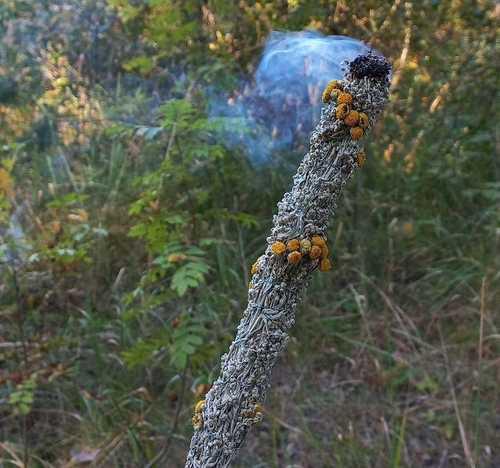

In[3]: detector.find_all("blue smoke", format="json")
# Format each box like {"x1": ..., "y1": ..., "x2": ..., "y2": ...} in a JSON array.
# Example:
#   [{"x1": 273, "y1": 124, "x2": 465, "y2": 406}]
[{"x1": 209, "y1": 31, "x2": 369, "y2": 164}]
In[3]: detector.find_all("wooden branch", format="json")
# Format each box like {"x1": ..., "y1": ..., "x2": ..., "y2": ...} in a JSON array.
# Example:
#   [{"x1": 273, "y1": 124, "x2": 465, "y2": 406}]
[{"x1": 185, "y1": 53, "x2": 391, "y2": 468}]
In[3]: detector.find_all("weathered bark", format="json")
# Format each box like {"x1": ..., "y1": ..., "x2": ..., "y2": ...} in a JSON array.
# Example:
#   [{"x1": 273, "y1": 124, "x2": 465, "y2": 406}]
[{"x1": 185, "y1": 53, "x2": 391, "y2": 468}]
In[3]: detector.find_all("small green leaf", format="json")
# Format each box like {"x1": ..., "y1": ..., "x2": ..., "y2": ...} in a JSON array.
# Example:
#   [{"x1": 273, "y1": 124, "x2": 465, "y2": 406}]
[
  {"x1": 123, "y1": 56, "x2": 155, "y2": 74},
  {"x1": 18, "y1": 403, "x2": 31, "y2": 415}
]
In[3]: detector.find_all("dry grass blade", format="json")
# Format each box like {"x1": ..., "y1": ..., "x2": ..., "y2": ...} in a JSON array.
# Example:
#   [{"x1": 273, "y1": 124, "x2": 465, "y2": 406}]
[
  {"x1": 438, "y1": 327, "x2": 476, "y2": 468},
  {"x1": 0, "y1": 442, "x2": 25, "y2": 467},
  {"x1": 478, "y1": 277, "x2": 486, "y2": 362}
]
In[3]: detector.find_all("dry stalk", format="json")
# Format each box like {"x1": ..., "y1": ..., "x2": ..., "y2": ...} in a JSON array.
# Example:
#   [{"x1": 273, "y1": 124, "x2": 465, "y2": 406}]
[{"x1": 185, "y1": 53, "x2": 391, "y2": 468}]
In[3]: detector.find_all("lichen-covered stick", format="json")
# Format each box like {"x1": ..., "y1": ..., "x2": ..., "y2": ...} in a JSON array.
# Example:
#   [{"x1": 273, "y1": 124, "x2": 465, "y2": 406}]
[{"x1": 185, "y1": 53, "x2": 391, "y2": 468}]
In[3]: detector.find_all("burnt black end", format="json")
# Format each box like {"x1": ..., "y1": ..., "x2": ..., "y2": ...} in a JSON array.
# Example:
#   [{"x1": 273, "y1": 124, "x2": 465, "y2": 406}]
[{"x1": 348, "y1": 53, "x2": 391, "y2": 82}]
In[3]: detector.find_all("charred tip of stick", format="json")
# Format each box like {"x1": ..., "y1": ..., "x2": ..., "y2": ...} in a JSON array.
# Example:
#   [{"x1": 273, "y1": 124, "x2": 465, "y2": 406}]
[{"x1": 347, "y1": 52, "x2": 392, "y2": 82}]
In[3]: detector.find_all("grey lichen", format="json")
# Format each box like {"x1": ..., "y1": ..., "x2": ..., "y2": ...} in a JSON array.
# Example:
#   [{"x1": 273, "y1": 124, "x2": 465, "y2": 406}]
[{"x1": 185, "y1": 53, "x2": 390, "y2": 468}]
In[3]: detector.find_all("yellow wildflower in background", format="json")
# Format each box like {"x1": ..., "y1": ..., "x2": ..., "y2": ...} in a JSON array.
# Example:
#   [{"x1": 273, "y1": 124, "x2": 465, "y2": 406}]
[
  {"x1": 37, "y1": 50, "x2": 106, "y2": 148},
  {"x1": 0, "y1": 105, "x2": 33, "y2": 138},
  {"x1": 0, "y1": 168, "x2": 14, "y2": 197}
]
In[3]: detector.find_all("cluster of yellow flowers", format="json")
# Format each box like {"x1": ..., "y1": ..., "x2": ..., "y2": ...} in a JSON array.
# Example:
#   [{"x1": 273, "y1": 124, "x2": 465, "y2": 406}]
[
  {"x1": 192, "y1": 399, "x2": 263, "y2": 430},
  {"x1": 192, "y1": 399, "x2": 206, "y2": 430},
  {"x1": 265, "y1": 234, "x2": 332, "y2": 272},
  {"x1": 322, "y1": 80, "x2": 370, "y2": 142},
  {"x1": 38, "y1": 53, "x2": 104, "y2": 147},
  {"x1": 0, "y1": 167, "x2": 14, "y2": 198},
  {"x1": 0, "y1": 105, "x2": 33, "y2": 138}
]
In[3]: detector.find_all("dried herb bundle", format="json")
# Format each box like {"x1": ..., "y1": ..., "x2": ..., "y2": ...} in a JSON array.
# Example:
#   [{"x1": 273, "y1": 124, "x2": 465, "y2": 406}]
[{"x1": 185, "y1": 52, "x2": 391, "y2": 468}]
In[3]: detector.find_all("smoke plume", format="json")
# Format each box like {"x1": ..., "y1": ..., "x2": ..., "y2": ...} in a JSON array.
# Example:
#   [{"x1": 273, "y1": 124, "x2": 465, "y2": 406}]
[{"x1": 210, "y1": 31, "x2": 370, "y2": 163}]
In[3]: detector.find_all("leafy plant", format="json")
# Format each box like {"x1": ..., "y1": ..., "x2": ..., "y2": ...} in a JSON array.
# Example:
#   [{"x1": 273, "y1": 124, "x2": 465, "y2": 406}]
[
  {"x1": 170, "y1": 317, "x2": 205, "y2": 370},
  {"x1": 8, "y1": 377, "x2": 36, "y2": 416}
]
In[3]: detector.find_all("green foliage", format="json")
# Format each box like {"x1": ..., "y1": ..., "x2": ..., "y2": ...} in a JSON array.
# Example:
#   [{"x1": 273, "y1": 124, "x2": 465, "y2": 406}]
[
  {"x1": 155, "y1": 243, "x2": 210, "y2": 296},
  {"x1": 8, "y1": 377, "x2": 36, "y2": 416},
  {"x1": 122, "y1": 315, "x2": 205, "y2": 371},
  {"x1": 122, "y1": 337, "x2": 163, "y2": 369},
  {"x1": 169, "y1": 317, "x2": 205, "y2": 370},
  {"x1": 170, "y1": 260, "x2": 209, "y2": 296},
  {"x1": 122, "y1": 55, "x2": 155, "y2": 75}
]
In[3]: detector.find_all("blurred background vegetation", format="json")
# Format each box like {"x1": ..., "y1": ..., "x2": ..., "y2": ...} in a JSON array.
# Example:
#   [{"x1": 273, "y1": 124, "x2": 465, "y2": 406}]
[{"x1": 0, "y1": 0, "x2": 498, "y2": 467}]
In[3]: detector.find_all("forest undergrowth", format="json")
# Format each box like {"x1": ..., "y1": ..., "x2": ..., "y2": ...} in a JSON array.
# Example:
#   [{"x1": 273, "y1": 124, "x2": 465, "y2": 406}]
[{"x1": 0, "y1": 1, "x2": 498, "y2": 467}]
